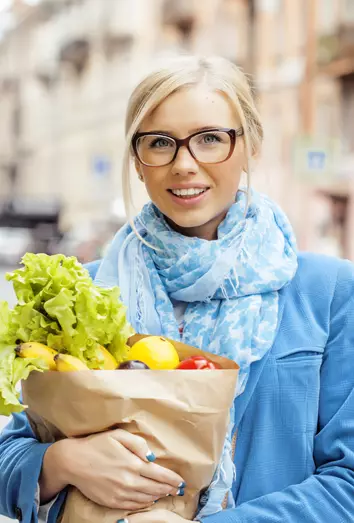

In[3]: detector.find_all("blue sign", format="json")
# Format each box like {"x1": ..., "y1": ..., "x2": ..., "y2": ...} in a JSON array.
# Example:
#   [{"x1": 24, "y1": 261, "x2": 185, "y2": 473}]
[
  {"x1": 307, "y1": 150, "x2": 326, "y2": 171},
  {"x1": 92, "y1": 155, "x2": 111, "y2": 178}
]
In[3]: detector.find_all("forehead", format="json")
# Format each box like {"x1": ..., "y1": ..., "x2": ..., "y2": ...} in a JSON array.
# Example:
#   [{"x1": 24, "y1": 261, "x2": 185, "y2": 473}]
[{"x1": 140, "y1": 85, "x2": 240, "y2": 134}]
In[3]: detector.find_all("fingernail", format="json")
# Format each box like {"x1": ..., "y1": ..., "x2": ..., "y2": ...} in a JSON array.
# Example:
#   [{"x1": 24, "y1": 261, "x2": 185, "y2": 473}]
[
  {"x1": 146, "y1": 451, "x2": 156, "y2": 462},
  {"x1": 177, "y1": 488, "x2": 185, "y2": 496},
  {"x1": 117, "y1": 519, "x2": 128, "y2": 523},
  {"x1": 178, "y1": 481, "x2": 186, "y2": 488}
]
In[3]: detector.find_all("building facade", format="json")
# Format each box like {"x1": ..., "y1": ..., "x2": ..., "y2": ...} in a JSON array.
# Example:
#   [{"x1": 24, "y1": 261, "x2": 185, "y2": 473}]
[
  {"x1": 252, "y1": 0, "x2": 354, "y2": 258},
  {"x1": 0, "y1": 0, "x2": 250, "y2": 233},
  {"x1": 0, "y1": 0, "x2": 353, "y2": 258}
]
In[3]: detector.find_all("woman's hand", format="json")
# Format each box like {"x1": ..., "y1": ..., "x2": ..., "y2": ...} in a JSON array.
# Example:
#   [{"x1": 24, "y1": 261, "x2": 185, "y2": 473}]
[
  {"x1": 41, "y1": 429, "x2": 185, "y2": 511},
  {"x1": 120, "y1": 509, "x2": 193, "y2": 523}
]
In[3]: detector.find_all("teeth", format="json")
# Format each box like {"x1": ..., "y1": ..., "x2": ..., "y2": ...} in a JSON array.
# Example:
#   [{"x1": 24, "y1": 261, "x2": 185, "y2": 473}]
[{"x1": 171, "y1": 188, "x2": 206, "y2": 196}]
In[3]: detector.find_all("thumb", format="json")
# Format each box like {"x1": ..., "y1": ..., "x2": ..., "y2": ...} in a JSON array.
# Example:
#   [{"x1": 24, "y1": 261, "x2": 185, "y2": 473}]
[{"x1": 110, "y1": 429, "x2": 156, "y2": 463}]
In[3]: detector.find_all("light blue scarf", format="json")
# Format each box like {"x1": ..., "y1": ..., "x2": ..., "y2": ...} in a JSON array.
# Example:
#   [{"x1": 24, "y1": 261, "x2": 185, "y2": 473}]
[{"x1": 94, "y1": 189, "x2": 298, "y2": 518}]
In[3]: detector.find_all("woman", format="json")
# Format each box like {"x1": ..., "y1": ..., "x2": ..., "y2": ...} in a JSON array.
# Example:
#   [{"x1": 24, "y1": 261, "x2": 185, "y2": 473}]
[{"x1": 1, "y1": 56, "x2": 354, "y2": 523}]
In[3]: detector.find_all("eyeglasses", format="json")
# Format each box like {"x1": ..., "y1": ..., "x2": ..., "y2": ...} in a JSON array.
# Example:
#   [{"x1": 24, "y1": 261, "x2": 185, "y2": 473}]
[{"x1": 132, "y1": 127, "x2": 244, "y2": 167}]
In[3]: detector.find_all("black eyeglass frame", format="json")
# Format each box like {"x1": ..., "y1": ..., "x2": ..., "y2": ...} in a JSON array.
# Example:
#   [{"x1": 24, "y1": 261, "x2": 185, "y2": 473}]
[{"x1": 132, "y1": 127, "x2": 244, "y2": 167}]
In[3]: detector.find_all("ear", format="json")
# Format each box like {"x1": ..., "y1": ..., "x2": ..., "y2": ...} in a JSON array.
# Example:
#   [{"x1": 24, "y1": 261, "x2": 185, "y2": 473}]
[{"x1": 134, "y1": 157, "x2": 144, "y2": 182}]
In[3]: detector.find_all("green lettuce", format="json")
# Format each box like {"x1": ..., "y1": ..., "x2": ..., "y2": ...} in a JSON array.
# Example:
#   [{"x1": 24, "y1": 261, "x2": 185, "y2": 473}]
[{"x1": 0, "y1": 253, "x2": 133, "y2": 415}]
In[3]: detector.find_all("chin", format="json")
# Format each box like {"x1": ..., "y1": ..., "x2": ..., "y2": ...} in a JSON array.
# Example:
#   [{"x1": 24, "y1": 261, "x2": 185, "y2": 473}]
[{"x1": 164, "y1": 211, "x2": 214, "y2": 232}]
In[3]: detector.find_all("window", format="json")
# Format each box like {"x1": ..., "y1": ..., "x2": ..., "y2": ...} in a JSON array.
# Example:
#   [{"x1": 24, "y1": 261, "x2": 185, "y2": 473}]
[
  {"x1": 256, "y1": 0, "x2": 281, "y2": 12},
  {"x1": 317, "y1": 0, "x2": 337, "y2": 34},
  {"x1": 341, "y1": 75, "x2": 354, "y2": 152}
]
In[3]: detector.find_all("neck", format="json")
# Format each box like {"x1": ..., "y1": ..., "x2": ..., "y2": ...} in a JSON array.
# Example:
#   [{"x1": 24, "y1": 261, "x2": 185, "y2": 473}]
[{"x1": 166, "y1": 211, "x2": 228, "y2": 241}]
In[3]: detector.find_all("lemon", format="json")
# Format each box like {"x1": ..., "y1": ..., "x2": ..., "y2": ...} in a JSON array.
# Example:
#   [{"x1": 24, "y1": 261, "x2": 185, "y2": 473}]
[{"x1": 127, "y1": 336, "x2": 180, "y2": 370}]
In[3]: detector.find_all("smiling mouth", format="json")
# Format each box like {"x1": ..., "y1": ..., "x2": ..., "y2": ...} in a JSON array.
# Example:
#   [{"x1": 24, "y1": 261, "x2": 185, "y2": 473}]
[{"x1": 168, "y1": 188, "x2": 210, "y2": 199}]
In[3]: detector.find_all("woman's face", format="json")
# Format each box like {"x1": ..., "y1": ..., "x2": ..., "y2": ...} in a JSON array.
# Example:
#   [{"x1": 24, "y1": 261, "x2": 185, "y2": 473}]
[{"x1": 135, "y1": 86, "x2": 246, "y2": 240}]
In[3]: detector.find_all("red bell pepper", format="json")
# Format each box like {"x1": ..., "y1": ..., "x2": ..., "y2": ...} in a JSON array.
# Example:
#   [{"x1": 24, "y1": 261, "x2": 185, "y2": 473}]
[{"x1": 177, "y1": 355, "x2": 221, "y2": 370}]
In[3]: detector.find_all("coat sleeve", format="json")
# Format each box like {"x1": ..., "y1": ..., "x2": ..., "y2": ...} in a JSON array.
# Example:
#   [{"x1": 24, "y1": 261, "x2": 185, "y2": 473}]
[
  {"x1": 0, "y1": 412, "x2": 52, "y2": 522},
  {"x1": 201, "y1": 259, "x2": 354, "y2": 523}
]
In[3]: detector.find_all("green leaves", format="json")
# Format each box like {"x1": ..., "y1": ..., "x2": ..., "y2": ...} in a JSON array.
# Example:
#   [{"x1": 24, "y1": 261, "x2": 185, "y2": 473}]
[{"x1": 0, "y1": 253, "x2": 132, "y2": 415}]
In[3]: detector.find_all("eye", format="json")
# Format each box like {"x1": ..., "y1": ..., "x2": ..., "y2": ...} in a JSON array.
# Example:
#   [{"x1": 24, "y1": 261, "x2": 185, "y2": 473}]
[
  {"x1": 149, "y1": 137, "x2": 174, "y2": 148},
  {"x1": 199, "y1": 133, "x2": 222, "y2": 145}
]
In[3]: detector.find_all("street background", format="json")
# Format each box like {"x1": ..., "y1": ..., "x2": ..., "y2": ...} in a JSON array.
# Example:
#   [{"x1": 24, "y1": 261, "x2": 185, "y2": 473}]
[{"x1": 0, "y1": 0, "x2": 354, "y2": 521}]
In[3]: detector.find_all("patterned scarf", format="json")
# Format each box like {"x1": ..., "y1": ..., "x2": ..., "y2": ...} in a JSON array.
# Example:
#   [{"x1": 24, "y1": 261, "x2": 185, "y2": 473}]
[{"x1": 95, "y1": 189, "x2": 298, "y2": 517}]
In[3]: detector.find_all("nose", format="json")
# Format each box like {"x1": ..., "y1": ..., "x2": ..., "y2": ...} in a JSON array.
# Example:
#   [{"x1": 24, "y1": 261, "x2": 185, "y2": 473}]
[{"x1": 170, "y1": 146, "x2": 198, "y2": 176}]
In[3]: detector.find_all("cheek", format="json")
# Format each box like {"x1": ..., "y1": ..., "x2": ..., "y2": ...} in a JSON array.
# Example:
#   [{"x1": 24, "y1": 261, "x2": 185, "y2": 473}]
[
  {"x1": 225, "y1": 150, "x2": 245, "y2": 186},
  {"x1": 210, "y1": 161, "x2": 243, "y2": 194},
  {"x1": 141, "y1": 168, "x2": 167, "y2": 199}
]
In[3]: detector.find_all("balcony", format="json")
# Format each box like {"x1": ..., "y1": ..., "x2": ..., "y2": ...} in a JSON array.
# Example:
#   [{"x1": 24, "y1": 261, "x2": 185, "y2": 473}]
[
  {"x1": 58, "y1": 38, "x2": 90, "y2": 75},
  {"x1": 102, "y1": 33, "x2": 134, "y2": 60},
  {"x1": 162, "y1": 0, "x2": 196, "y2": 42}
]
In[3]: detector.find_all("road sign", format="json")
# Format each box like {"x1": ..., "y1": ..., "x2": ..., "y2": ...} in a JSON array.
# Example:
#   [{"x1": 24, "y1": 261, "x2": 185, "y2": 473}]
[
  {"x1": 292, "y1": 136, "x2": 341, "y2": 184},
  {"x1": 307, "y1": 150, "x2": 327, "y2": 171},
  {"x1": 92, "y1": 155, "x2": 112, "y2": 178}
]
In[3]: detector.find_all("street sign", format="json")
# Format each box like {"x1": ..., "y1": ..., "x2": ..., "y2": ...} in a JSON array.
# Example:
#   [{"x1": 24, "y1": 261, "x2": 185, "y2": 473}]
[
  {"x1": 307, "y1": 150, "x2": 327, "y2": 171},
  {"x1": 292, "y1": 136, "x2": 341, "y2": 184},
  {"x1": 92, "y1": 155, "x2": 112, "y2": 178}
]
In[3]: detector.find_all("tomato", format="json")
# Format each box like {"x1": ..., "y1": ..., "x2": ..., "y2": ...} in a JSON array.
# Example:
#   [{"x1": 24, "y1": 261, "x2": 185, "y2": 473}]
[{"x1": 177, "y1": 355, "x2": 222, "y2": 370}]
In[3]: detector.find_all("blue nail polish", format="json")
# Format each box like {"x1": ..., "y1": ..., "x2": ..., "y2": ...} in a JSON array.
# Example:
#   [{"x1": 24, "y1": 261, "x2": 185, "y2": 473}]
[
  {"x1": 178, "y1": 481, "x2": 186, "y2": 488},
  {"x1": 116, "y1": 519, "x2": 128, "y2": 523},
  {"x1": 177, "y1": 488, "x2": 185, "y2": 496},
  {"x1": 146, "y1": 451, "x2": 156, "y2": 462}
]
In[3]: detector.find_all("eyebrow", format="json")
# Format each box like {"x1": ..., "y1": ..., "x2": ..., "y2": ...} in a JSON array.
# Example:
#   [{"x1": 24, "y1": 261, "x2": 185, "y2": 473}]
[{"x1": 143, "y1": 126, "x2": 226, "y2": 135}]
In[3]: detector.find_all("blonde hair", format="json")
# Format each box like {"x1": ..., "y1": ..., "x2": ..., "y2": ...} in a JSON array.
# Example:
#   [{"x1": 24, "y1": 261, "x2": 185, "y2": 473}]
[{"x1": 122, "y1": 55, "x2": 263, "y2": 240}]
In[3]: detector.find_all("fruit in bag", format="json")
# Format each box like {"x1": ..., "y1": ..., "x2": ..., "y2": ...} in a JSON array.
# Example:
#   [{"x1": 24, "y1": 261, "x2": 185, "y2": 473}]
[
  {"x1": 177, "y1": 355, "x2": 222, "y2": 370},
  {"x1": 127, "y1": 336, "x2": 180, "y2": 370},
  {"x1": 118, "y1": 360, "x2": 150, "y2": 370}
]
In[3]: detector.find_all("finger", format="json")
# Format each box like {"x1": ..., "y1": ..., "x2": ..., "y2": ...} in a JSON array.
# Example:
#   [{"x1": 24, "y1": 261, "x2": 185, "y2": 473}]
[
  {"x1": 140, "y1": 462, "x2": 185, "y2": 489},
  {"x1": 113, "y1": 500, "x2": 154, "y2": 511},
  {"x1": 110, "y1": 429, "x2": 155, "y2": 462},
  {"x1": 129, "y1": 476, "x2": 179, "y2": 497},
  {"x1": 121, "y1": 491, "x2": 157, "y2": 504},
  {"x1": 120, "y1": 509, "x2": 179, "y2": 523},
  {"x1": 117, "y1": 512, "x2": 151, "y2": 523}
]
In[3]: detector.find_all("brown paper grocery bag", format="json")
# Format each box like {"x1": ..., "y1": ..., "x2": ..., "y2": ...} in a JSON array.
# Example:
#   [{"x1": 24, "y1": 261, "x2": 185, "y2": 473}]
[{"x1": 22, "y1": 335, "x2": 239, "y2": 523}]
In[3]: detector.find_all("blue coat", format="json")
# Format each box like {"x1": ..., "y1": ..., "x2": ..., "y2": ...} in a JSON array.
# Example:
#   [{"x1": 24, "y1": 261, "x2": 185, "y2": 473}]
[{"x1": 1, "y1": 252, "x2": 354, "y2": 523}]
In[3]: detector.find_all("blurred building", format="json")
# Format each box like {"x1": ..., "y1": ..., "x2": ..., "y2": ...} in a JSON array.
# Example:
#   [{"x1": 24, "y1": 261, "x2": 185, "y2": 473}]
[
  {"x1": 0, "y1": 0, "x2": 249, "y2": 234},
  {"x1": 0, "y1": 0, "x2": 353, "y2": 258},
  {"x1": 252, "y1": 0, "x2": 354, "y2": 259}
]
